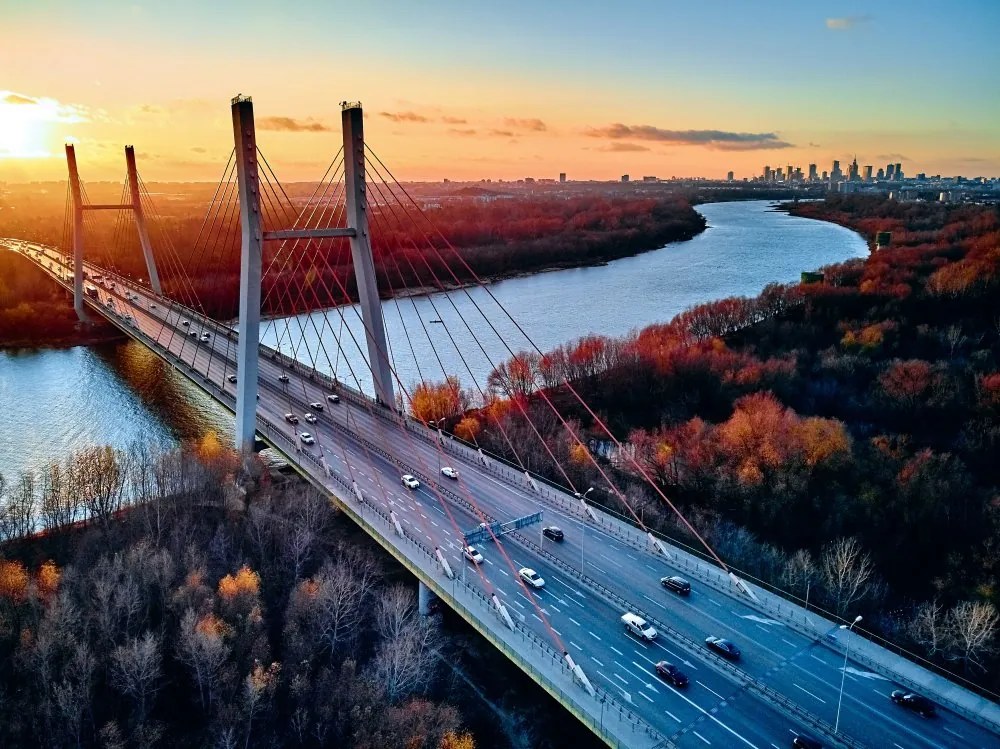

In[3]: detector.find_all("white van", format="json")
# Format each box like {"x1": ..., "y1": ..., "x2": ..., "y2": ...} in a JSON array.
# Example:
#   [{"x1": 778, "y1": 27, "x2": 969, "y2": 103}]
[{"x1": 621, "y1": 612, "x2": 657, "y2": 642}]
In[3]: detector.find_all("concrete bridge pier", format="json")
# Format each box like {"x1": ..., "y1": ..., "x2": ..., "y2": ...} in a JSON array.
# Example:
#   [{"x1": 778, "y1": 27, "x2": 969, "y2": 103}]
[{"x1": 418, "y1": 580, "x2": 437, "y2": 616}]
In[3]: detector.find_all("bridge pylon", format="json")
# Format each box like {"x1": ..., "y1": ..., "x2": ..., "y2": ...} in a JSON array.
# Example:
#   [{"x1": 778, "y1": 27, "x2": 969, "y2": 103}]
[
  {"x1": 229, "y1": 95, "x2": 396, "y2": 448},
  {"x1": 63, "y1": 143, "x2": 164, "y2": 320}
]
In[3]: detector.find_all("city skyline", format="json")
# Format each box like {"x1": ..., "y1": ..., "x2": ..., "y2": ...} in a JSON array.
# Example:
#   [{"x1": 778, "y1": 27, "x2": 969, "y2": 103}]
[{"x1": 1, "y1": 1, "x2": 998, "y2": 183}]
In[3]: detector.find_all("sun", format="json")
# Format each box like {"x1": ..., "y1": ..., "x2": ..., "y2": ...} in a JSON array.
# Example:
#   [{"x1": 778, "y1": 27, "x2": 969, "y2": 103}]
[{"x1": 0, "y1": 92, "x2": 62, "y2": 159}]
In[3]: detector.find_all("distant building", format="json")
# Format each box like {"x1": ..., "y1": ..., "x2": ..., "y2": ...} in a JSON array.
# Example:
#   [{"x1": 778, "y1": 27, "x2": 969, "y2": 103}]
[
  {"x1": 863, "y1": 165, "x2": 873, "y2": 182},
  {"x1": 763, "y1": 165, "x2": 772, "y2": 182},
  {"x1": 786, "y1": 164, "x2": 794, "y2": 182},
  {"x1": 848, "y1": 157, "x2": 859, "y2": 181},
  {"x1": 821, "y1": 170, "x2": 828, "y2": 181},
  {"x1": 894, "y1": 163, "x2": 903, "y2": 180},
  {"x1": 726, "y1": 171, "x2": 734, "y2": 182},
  {"x1": 524, "y1": 177, "x2": 535, "y2": 184},
  {"x1": 830, "y1": 160, "x2": 843, "y2": 184},
  {"x1": 642, "y1": 176, "x2": 657, "y2": 182},
  {"x1": 808, "y1": 164, "x2": 817, "y2": 181},
  {"x1": 877, "y1": 168, "x2": 885, "y2": 180},
  {"x1": 886, "y1": 164, "x2": 896, "y2": 180},
  {"x1": 559, "y1": 172, "x2": 566, "y2": 183},
  {"x1": 621, "y1": 174, "x2": 629, "y2": 183}
]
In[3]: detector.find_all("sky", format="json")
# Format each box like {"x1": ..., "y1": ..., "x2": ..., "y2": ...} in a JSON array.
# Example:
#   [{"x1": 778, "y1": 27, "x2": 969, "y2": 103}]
[{"x1": 0, "y1": 0, "x2": 998, "y2": 183}]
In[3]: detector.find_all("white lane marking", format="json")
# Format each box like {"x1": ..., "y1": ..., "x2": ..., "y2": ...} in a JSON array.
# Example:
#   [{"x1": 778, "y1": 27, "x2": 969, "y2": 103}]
[
  {"x1": 809, "y1": 655, "x2": 826, "y2": 665},
  {"x1": 613, "y1": 673, "x2": 629, "y2": 686},
  {"x1": 609, "y1": 646, "x2": 624, "y2": 656},
  {"x1": 942, "y1": 727, "x2": 964, "y2": 739},
  {"x1": 588, "y1": 631, "x2": 602, "y2": 641},
  {"x1": 531, "y1": 614, "x2": 542, "y2": 623},
  {"x1": 570, "y1": 641, "x2": 582, "y2": 651},
  {"x1": 843, "y1": 666, "x2": 889, "y2": 681},
  {"x1": 511, "y1": 599, "x2": 525, "y2": 610},
  {"x1": 893, "y1": 744, "x2": 904, "y2": 749},
  {"x1": 692, "y1": 731, "x2": 711, "y2": 745},
  {"x1": 780, "y1": 637, "x2": 796, "y2": 647},
  {"x1": 707, "y1": 598, "x2": 722, "y2": 607},
  {"x1": 644, "y1": 564, "x2": 657, "y2": 571},
  {"x1": 626, "y1": 553, "x2": 638, "y2": 560},
  {"x1": 498, "y1": 569, "x2": 509, "y2": 577},
  {"x1": 552, "y1": 627, "x2": 562, "y2": 636},
  {"x1": 739, "y1": 614, "x2": 784, "y2": 627},
  {"x1": 588, "y1": 562, "x2": 608, "y2": 575},
  {"x1": 793, "y1": 684, "x2": 827, "y2": 704},
  {"x1": 569, "y1": 617, "x2": 581, "y2": 627},
  {"x1": 590, "y1": 656, "x2": 604, "y2": 666},
  {"x1": 660, "y1": 681, "x2": 760, "y2": 749},
  {"x1": 696, "y1": 680, "x2": 726, "y2": 701},
  {"x1": 598, "y1": 553, "x2": 623, "y2": 568},
  {"x1": 639, "y1": 691, "x2": 654, "y2": 703},
  {"x1": 664, "y1": 710, "x2": 681, "y2": 723},
  {"x1": 430, "y1": 520, "x2": 439, "y2": 528},
  {"x1": 549, "y1": 604, "x2": 561, "y2": 613}
]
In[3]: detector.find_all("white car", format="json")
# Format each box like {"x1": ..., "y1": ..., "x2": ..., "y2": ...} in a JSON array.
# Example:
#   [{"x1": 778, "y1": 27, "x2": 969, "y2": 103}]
[
  {"x1": 440, "y1": 466, "x2": 459, "y2": 480},
  {"x1": 401, "y1": 474, "x2": 420, "y2": 490},
  {"x1": 200, "y1": 332, "x2": 211, "y2": 341},
  {"x1": 327, "y1": 393, "x2": 340, "y2": 404},
  {"x1": 149, "y1": 303, "x2": 156, "y2": 309},
  {"x1": 299, "y1": 432, "x2": 315, "y2": 445},
  {"x1": 309, "y1": 401, "x2": 324, "y2": 411},
  {"x1": 463, "y1": 545, "x2": 483, "y2": 564},
  {"x1": 519, "y1": 568, "x2": 545, "y2": 589},
  {"x1": 304, "y1": 412, "x2": 317, "y2": 424}
]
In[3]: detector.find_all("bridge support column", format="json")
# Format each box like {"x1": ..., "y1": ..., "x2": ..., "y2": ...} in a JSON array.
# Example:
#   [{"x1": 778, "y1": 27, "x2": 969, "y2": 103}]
[
  {"x1": 418, "y1": 580, "x2": 436, "y2": 616},
  {"x1": 231, "y1": 96, "x2": 263, "y2": 450},
  {"x1": 125, "y1": 146, "x2": 163, "y2": 295},
  {"x1": 65, "y1": 144, "x2": 86, "y2": 320},
  {"x1": 342, "y1": 103, "x2": 394, "y2": 408}
]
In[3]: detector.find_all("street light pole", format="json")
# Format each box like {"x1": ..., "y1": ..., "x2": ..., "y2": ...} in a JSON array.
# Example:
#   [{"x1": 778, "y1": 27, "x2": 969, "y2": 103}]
[
  {"x1": 578, "y1": 486, "x2": 594, "y2": 570},
  {"x1": 835, "y1": 614, "x2": 862, "y2": 733}
]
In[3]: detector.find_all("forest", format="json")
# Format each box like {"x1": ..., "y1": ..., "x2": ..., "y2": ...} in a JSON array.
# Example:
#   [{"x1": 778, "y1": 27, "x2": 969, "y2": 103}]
[
  {"x1": 0, "y1": 439, "x2": 511, "y2": 749},
  {"x1": 426, "y1": 196, "x2": 1000, "y2": 692},
  {"x1": 0, "y1": 183, "x2": 705, "y2": 320}
]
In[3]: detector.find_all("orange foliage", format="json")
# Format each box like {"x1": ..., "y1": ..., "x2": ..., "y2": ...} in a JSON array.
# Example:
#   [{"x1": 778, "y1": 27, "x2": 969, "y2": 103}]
[
  {"x1": 440, "y1": 732, "x2": 476, "y2": 749},
  {"x1": 195, "y1": 613, "x2": 231, "y2": 638},
  {"x1": 454, "y1": 416, "x2": 481, "y2": 443},
  {"x1": 979, "y1": 373, "x2": 1000, "y2": 409},
  {"x1": 878, "y1": 360, "x2": 937, "y2": 406},
  {"x1": 218, "y1": 565, "x2": 261, "y2": 600},
  {"x1": 569, "y1": 442, "x2": 590, "y2": 466},
  {"x1": 0, "y1": 560, "x2": 29, "y2": 602},
  {"x1": 798, "y1": 417, "x2": 851, "y2": 467},
  {"x1": 35, "y1": 560, "x2": 61, "y2": 599},
  {"x1": 411, "y1": 376, "x2": 465, "y2": 423}
]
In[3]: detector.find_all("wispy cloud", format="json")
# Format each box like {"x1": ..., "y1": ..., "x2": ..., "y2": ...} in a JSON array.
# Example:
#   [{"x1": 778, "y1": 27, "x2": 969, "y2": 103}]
[
  {"x1": 257, "y1": 116, "x2": 330, "y2": 132},
  {"x1": 825, "y1": 16, "x2": 872, "y2": 31},
  {"x1": 504, "y1": 117, "x2": 547, "y2": 132},
  {"x1": 876, "y1": 152, "x2": 910, "y2": 161},
  {"x1": 586, "y1": 123, "x2": 792, "y2": 151},
  {"x1": 489, "y1": 129, "x2": 514, "y2": 137},
  {"x1": 598, "y1": 142, "x2": 650, "y2": 152},
  {"x1": 442, "y1": 116, "x2": 468, "y2": 125},
  {"x1": 379, "y1": 110, "x2": 430, "y2": 123},
  {"x1": 3, "y1": 93, "x2": 37, "y2": 105},
  {"x1": 190, "y1": 147, "x2": 207, "y2": 153},
  {"x1": 448, "y1": 128, "x2": 477, "y2": 136}
]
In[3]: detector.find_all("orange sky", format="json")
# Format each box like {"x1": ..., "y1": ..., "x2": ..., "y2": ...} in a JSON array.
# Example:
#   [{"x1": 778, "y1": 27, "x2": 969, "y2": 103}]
[{"x1": 1, "y1": 2, "x2": 997, "y2": 184}]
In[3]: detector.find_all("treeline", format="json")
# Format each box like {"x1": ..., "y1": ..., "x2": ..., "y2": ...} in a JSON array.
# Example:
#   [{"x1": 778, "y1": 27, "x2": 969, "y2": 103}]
[
  {"x1": 0, "y1": 439, "x2": 476, "y2": 749},
  {"x1": 426, "y1": 196, "x2": 1000, "y2": 689},
  {"x1": 0, "y1": 186, "x2": 704, "y2": 320}
]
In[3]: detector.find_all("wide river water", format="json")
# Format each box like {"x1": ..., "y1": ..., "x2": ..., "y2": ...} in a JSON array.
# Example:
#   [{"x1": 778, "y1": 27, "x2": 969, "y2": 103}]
[{"x1": 0, "y1": 200, "x2": 867, "y2": 479}]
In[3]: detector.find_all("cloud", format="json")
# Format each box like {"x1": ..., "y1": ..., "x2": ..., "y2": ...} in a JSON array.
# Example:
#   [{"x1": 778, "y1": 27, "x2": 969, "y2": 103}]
[
  {"x1": 190, "y1": 147, "x2": 207, "y2": 153},
  {"x1": 489, "y1": 129, "x2": 514, "y2": 137},
  {"x1": 448, "y1": 128, "x2": 477, "y2": 136},
  {"x1": 379, "y1": 110, "x2": 430, "y2": 123},
  {"x1": 3, "y1": 93, "x2": 37, "y2": 105},
  {"x1": 442, "y1": 116, "x2": 468, "y2": 124},
  {"x1": 586, "y1": 123, "x2": 792, "y2": 150},
  {"x1": 876, "y1": 153, "x2": 910, "y2": 161},
  {"x1": 808, "y1": 141, "x2": 822, "y2": 148},
  {"x1": 504, "y1": 117, "x2": 547, "y2": 132},
  {"x1": 825, "y1": 16, "x2": 871, "y2": 31},
  {"x1": 257, "y1": 116, "x2": 331, "y2": 132},
  {"x1": 598, "y1": 142, "x2": 650, "y2": 152}
]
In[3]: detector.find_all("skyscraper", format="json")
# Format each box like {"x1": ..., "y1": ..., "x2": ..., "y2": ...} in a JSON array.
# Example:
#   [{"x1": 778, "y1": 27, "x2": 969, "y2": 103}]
[
  {"x1": 886, "y1": 163, "x2": 896, "y2": 180},
  {"x1": 894, "y1": 163, "x2": 903, "y2": 181},
  {"x1": 726, "y1": 171, "x2": 734, "y2": 182},
  {"x1": 863, "y1": 165, "x2": 873, "y2": 182},
  {"x1": 831, "y1": 160, "x2": 843, "y2": 183},
  {"x1": 849, "y1": 157, "x2": 859, "y2": 181},
  {"x1": 808, "y1": 164, "x2": 817, "y2": 181},
  {"x1": 764, "y1": 165, "x2": 772, "y2": 182},
  {"x1": 559, "y1": 172, "x2": 566, "y2": 183}
]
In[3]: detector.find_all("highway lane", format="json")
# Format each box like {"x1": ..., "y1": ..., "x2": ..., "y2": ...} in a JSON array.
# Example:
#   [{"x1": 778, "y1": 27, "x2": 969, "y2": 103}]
[{"x1": 14, "y1": 241, "x2": 1000, "y2": 748}]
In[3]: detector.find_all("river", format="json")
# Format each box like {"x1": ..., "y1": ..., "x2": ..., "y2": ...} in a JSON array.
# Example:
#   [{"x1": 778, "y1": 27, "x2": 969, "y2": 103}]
[{"x1": 0, "y1": 200, "x2": 868, "y2": 479}]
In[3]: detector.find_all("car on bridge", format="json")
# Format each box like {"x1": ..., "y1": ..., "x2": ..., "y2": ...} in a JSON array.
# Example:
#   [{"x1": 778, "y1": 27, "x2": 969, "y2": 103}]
[
  {"x1": 890, "y1": 690, "x2": 936, "y2": 717},
  {"x1": 284, "y1": 413, "x2": 299, "y2": 424},
  {"x1": 278, "y1": 374, "x2": 290, "y2": 383},
  {"x1": 518, "y1": 568, "x2": 545, "y2": 589},
  {"x1": 200, "y1": 332, "x2": 211, "y2": 341},
  {"x1": 327, "y1": 393, "x2": 340, "y2": 404},
  {"x1": 299, "y1": 432, "x2": 315, "y2": 445},
  {"x1": 542, "y1": 526, "x2": 564, "y2": 541},
  {"x1": 227, "y1": 375, "x2": 237, "y2": 383},
  {"x1": 654, "y1": 661, "x2": 688, "y2": 687},
  {"x1": 705, "y1": 636, "x2": 741, "y2": 660},
  {"x1": 149, "y1": 303, "x2": 156, "y2": 309},
  {"x1": 401, "y1": 475, "x2": 420, "y2": 490},
  {"x1": 440, "y1": 466, "x2": 458, "y2": 479},
  {"x1": 188, "y1": 330, "x2": 197, "y2": 337},
  {"x1": 463, "y1": 545, "x2": 483, "y2": 564},
  {"x1": 304, "y1": 413, "x2": 317, "y2": 424},
  {"x1": 791, "y1": 732, "x2": 823, "y2": 749},
  {"x1": 660, "y1": 575, "x2": 691, "y2": 595},
  {"x1": 621, "y1": 612, "x2": 657, "y2": 642},
  {"x1": 181, "y1": 319, "x2": 190, "y2": 326},
  {"x1": 309, "y1": 401, "x2": 324, "y2": 411}
]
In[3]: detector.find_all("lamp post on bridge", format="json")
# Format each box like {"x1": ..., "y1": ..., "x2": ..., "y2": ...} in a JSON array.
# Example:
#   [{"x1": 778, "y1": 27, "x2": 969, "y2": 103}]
[
  {"x1": 835, "y1": 614, "x2": 862, "y2": 733},
  {"x1": 574, "y1": 486, "x2": 594, "y2": 570}
]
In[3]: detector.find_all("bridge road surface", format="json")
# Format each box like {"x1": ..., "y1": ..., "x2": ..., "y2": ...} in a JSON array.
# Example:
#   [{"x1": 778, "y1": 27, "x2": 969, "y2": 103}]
[{"x1": 15, "y1": 241, "x2": 1000, "y2": 749}]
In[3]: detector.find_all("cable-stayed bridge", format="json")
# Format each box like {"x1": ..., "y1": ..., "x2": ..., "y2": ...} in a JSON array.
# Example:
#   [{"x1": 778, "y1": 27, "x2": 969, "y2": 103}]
[{"x1": 4, "y1": 95, "x2": 1000, "y2": 749}]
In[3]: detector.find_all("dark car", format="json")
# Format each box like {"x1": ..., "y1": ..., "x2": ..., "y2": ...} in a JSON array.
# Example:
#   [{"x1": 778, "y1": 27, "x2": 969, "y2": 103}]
[
  {"x1": 654, "y1": 661, "x2": 688, "y2": 687},
  {"x1": 542, "y1": 526, "x2": 564, "y2": 541},
  {"x1": 661, "y1": 575, "x2": 692, "y2": 595},
  {"x1": 705, "y1": 636, "x2": 741, "y2": 660},
  {"x1": 278, "y1": 374, "x2": 289, "y2": 383},
  {"x1": 791, "y1": 732, "x2": 823, "y2": 749},
  {"x1": 890, "y1": 690, "x2": 936, "y2": 717},
  {"x1": 227, "y1": 374, "x2": 238, "y2": 383}
]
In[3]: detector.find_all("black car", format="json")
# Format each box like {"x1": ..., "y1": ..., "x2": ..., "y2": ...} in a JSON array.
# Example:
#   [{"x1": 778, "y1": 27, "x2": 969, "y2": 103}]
[
  {"x1": 227, "y1": 375, "x2": 238, "y2": 383},
  {"x1": 542, "y1": 526, "x2": 564, "y2": 541},
  {"x1": 278, "y1": 374, "x2": 289, "y2": 383},
  {"x1": 791, "y1": 732, "x2": 823, "y2": 749},
  {"x1": 661, "y1": 575, "x2": 691, "y2": 595},
  {"x1": 890, "y1": 690, "x2": 936, "y2": 717},
  {"x1": 654, "y1": 661, "x2": 688, "y2": 687},
  {"x1": 705, "y1": 636, "x2": 741, "y2": 660}
]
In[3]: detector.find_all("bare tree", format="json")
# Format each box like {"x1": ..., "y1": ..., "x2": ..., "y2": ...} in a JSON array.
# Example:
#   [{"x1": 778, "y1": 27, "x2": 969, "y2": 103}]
[
  {"x1": 39, "y1": 461, "x2": 80, "y2": 532},
  {"x1": 111, "y1": 631, "x2": 162, "y2": 723},
  {"x1": 3, "y1": 471, "x2": 37, "y2": 539},
  {"x1": 820, "y1": 537, "x2": 874, "y2": 617},
  {"x1": 176, "y1": 607, "x2": 230, "y2": 710},
  {"x1": 376, "y1": 584, "x2": 417, "y2": 642},
  {"x1": 908, "y1": 599, "x2": 946, "y2": 657},
  {"x1": 782, "y1": 549, "x2": 819, "y2": 610},
  {"x1": 370, "y1": 617, "x2": 440, "y2": 702},
  {"x1": 946, "y1": 601, "x2": 999, "y2": 674},
  {"x1": 73, "y1": 446, "x2": 128, "y2": 533}
]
